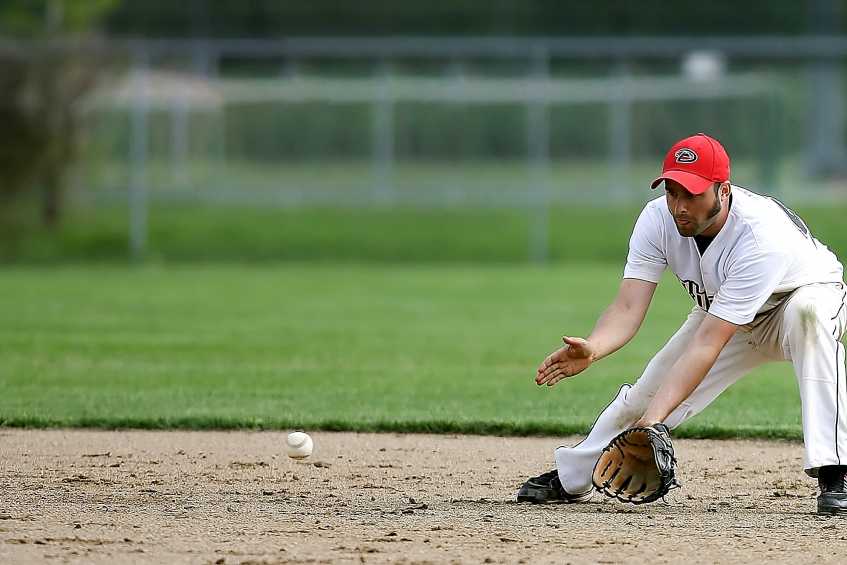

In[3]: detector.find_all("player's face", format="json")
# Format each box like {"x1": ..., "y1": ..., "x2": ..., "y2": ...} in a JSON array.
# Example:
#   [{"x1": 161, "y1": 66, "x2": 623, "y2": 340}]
[{"x1": 664, "y1": 180, "x2": 723, "y2": 237}]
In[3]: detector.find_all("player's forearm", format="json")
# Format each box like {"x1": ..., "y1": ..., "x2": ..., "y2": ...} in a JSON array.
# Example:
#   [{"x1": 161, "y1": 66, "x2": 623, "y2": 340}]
[
  {"x1": 640, "y1": 343, "x2": 722, "y2": 424},
  {"x1": 586, "y1": 301, "x2": 646, "y2": 361}
]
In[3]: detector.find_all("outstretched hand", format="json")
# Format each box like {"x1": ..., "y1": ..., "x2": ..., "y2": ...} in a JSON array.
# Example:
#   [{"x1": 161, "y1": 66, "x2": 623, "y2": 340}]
[{"x1": 535, "y1": 336, "x2": 596, "y2": 386}]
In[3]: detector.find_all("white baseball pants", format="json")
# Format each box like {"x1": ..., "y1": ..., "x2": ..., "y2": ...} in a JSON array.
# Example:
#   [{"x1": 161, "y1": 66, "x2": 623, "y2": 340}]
[{"x1": 555, "y1": 281, "x2": 847, "y2": 495}]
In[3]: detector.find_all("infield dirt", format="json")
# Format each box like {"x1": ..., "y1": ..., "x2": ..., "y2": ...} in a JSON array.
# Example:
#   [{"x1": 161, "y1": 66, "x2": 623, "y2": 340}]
[{"x1": 1, "y1": 430, "x2": 845, "y2": 564}]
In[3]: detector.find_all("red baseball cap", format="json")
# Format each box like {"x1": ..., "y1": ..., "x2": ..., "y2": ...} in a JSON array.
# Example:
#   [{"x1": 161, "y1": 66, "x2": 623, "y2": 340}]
[{"x1": 650, "y1": 133, "x2": 730, "y2": 195}]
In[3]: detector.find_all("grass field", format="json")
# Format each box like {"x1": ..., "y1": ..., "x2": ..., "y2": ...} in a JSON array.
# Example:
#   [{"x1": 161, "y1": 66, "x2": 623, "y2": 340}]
[
  {"x1": 7, "y1": 203, "x2": 847, "y2": 265},
  {"x1": 0, "y1": 263, "x2": 805, "y2": 438}
]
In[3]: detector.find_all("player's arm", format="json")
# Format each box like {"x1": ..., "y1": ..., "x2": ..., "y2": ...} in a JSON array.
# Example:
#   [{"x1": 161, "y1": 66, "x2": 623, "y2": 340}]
[
  {"x1": 635, "y1": 312, "x2": 738, "y2": 426},
  {"x1": 535, "y1": 278, "x2": 657, "y2": 386},
  {"x1": 583, "y1": 277, "x2": 659, "y2": 361},
  {"x1": 635, "y1": 246, "x2": 790, "y2": 424}
]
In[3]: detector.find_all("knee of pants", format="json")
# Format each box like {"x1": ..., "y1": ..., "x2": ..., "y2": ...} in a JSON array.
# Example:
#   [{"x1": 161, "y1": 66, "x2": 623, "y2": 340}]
[{"x1": 782, "y1": 293, "x2": 835, "y2": 356}]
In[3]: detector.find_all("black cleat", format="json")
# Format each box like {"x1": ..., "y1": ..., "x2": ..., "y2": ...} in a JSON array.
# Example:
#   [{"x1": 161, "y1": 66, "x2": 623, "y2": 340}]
[
  {"x1": 517, "y1": 470, "x2": 592, "y2": 504},
  {"x1": 818, "y1": 466, "x2": 847, "y2": 515}
]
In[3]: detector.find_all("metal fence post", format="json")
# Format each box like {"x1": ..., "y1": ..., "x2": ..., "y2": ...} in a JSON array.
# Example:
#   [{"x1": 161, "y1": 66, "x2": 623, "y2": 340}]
[
  {"x1": 609, "y1": 61, "x2": 633, "y2": 202},
  {"x1": 170, "y1": 96, "x2": 189, "y2": 188},
  {"x1": 129, "y1": 48, "x2": 150, "y2": 260},
  {"x1": 373, "y1": 62, "x2": 394, "y2": 204},
  {"x1": 806, "y1": 60, "x2": 845, "y2": 177},
  {"x1": 527, "y1": 47, "x2": 551, "y2": 263}
]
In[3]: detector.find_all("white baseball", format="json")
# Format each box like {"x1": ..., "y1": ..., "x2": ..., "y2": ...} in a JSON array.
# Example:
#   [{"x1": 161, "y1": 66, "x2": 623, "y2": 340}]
[{"x1": 286, "y1": 432, "x2": 314, "y2": 459}]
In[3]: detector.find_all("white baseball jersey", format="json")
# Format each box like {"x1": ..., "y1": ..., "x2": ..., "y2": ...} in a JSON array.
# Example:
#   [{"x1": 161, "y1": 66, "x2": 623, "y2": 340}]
[
  {"x1": 553, "y1": 186, "x2": 847, "y2": 493},
  {"x1": 624, "y1": 186, "x2": 844, "y2": 325}
]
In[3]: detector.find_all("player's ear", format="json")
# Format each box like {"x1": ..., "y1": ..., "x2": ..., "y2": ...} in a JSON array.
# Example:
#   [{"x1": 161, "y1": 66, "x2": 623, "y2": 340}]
[{"x1": 720, "y1": 182, "x2": 731, "y2": 200}]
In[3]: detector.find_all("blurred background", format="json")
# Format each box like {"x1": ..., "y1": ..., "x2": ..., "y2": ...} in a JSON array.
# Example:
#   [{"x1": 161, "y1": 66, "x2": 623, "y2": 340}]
[
  {"x1": 6, "y1": 1, "x2": 847, "y2": 434},
  {"x1": 3, "y1": 0, "x2": 847, "y2": 265}
]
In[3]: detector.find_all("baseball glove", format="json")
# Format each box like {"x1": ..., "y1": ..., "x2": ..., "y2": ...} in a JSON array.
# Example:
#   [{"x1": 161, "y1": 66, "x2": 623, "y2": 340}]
[{"x1": 591, "y1": 423, "x2": 680, "y2": 504}]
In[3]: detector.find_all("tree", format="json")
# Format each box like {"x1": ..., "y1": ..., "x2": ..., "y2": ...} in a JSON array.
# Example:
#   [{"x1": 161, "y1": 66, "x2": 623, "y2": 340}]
[{"x1": 0, "y1": 0, "x2": 118, "y2": 228}]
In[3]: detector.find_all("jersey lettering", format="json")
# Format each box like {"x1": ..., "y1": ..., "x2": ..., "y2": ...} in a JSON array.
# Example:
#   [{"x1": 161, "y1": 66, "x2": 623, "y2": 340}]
[
  {"x1": 679, "y1": 278, "x2": 713, "y2": 309},
  {"x1": 625, "y1": 188, "x2": 842, "y2": 326}
]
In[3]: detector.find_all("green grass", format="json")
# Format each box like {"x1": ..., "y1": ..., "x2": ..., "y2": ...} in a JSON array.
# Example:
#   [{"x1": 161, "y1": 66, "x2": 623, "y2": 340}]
[
  {"x1": 4, "y1": 204, "x2": 639, "y2": 263},
  {"x1": 6, "y1": 152, "x2": 847, "y2": 263},
  {"x1": 0, "y1": 263, "x2": 805, "y2": 438},
  {"x1": 7, "y1": 202, "x2": 847, "y2": 266}
]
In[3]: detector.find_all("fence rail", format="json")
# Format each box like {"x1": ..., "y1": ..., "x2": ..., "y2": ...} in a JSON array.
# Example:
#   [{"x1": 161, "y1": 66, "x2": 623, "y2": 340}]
[{"x1": 11, "y1": 36, "x2": 847, "y2": 59}]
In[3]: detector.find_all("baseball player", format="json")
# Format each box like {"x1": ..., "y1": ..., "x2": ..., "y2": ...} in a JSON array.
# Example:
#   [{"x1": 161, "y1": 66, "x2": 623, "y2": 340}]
[{"x1": 517, "y1": 133, "x2": 847, "y2": 515}]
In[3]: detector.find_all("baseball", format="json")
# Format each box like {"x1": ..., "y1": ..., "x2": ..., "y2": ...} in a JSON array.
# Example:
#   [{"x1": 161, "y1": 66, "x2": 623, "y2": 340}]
[{"x1": 286, "y1": 431, "x2": 314, "y2": 459}]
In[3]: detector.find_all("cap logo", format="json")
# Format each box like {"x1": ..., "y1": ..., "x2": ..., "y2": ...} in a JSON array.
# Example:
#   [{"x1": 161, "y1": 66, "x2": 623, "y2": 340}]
[{"x1": 674, "y1": 148, "x2": 698, "y2": 163}]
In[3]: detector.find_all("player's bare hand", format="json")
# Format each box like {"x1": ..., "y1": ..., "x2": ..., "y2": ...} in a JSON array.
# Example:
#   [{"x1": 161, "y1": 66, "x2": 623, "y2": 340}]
[{"x1": 535, "y1": 336, "x2": 596, "y2": 386}]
